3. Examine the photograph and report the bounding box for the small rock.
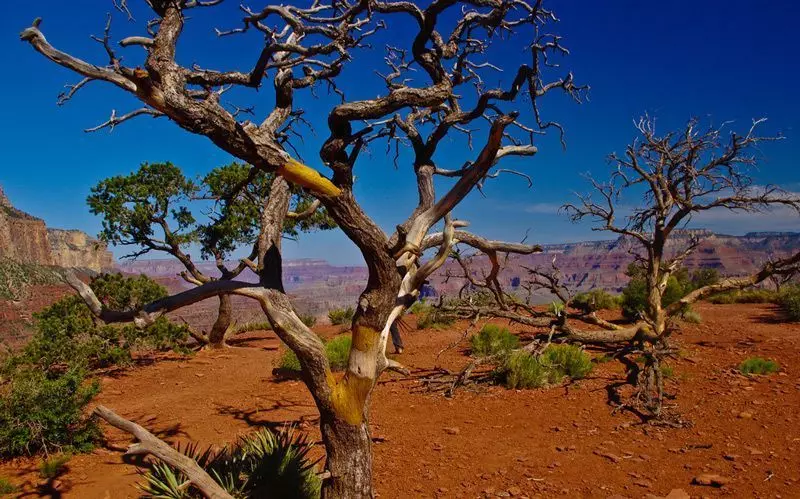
[692,473,731,487]
[507,486,522,496]
[723,454,739,461]
[737,411,753,419]
[437,487,449,494]
[633,479,652,488]
[594,449,623,463]
[443,426,460,435]
[665,490,690,499]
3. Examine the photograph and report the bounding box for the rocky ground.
[1,302,798,498]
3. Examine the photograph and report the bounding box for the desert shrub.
[407,300,428,315]
[299,314,317,328]
[503,350,550,389]
[470,324,519,357]
[278,348,302,372]
[621,264,718,320]
[738,357,779,375]
[327,307,354,326]
[324,335,351,370]
[416,308,455,330]
[660,365,675,379]
[40,454,71,478]
[0,258,62,300]
[0,365,100,457]
[707,288,778,304]
[778,285,800,321]
[682,309,702,324]
[141,427,321,499]
[570,289,620,313]
[541,344,593,379]
[232,321,273,334]
[16,274,189,372]
[278,335,351,373]
[500,344,592,389]
[0,477,16,495]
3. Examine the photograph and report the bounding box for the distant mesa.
[0,185,113,272]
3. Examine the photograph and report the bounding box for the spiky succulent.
[139,428,321,499]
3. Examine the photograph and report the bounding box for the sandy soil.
[1,302,799,498]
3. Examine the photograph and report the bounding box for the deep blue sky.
[2,1,799,265]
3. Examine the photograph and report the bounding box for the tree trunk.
[320,415,373,498]
[207,294,233,348]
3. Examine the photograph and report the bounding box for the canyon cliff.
[0,186,113,272]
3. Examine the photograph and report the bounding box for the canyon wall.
[0,186,113,272]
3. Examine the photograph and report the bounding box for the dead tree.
[563,116,800,416]
[21,1,584,497]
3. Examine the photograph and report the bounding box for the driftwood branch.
[94,405,232,499]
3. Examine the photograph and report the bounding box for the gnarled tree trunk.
[207,294,232,348]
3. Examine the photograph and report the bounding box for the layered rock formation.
[0,186,113,272]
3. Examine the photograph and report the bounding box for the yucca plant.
[140,428,321,499]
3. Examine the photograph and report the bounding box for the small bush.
[682,309,702,324]
[571,289,620,313]
[416,308,455,330]
[141,428,321,498]
[278,335,351,373]
[503,350,550,389]
[299,314,317,328]
[738,357,779,375]
[327,307,354,326]
[500,344,592,389]
[0,365,100,457]
[541,344,593,379]
[40,454,71,478]
[324,335,351,370]
[660,365,675,379]
[407,301,428,315]
[779,286,800,321]
[232,321,273,334]
[470,324,519,357]
[0,477,17,495]
[707,289,778,305]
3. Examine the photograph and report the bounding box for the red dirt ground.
[2,302,799,498]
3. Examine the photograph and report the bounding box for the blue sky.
[2,1,799,265]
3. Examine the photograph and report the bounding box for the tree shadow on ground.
[215,399,320,434]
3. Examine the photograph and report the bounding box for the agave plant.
[140,427,321,499]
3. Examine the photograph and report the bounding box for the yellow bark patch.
[277,158,342,197]
[351,324,378,352]
[328,371,373,425]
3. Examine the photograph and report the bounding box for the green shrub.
[299,314,317,328]
[470,324,519,357]
[503,350,550,389]
[416,308,455,330]
[500,344,592,389]
[541,344,593,379]
[232,321,273,334]
[779,286,800,321]
[622,264,720,320]
[324,335,351,370]
[278,335,351,373]
[19,274,189,372]
[408,301,428,315]
[682,309,702,324]
[327,307,354,326]
[707,288,778,304]
[40,453,71,478]
[0,365,100,457]
[738,357,779,375]
[141,427,321,498]
[0,477,16,495]
[571,289,620,313]
[278,348,302,372]
[0,258,62,300]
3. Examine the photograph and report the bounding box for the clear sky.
[2,1,799,265]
